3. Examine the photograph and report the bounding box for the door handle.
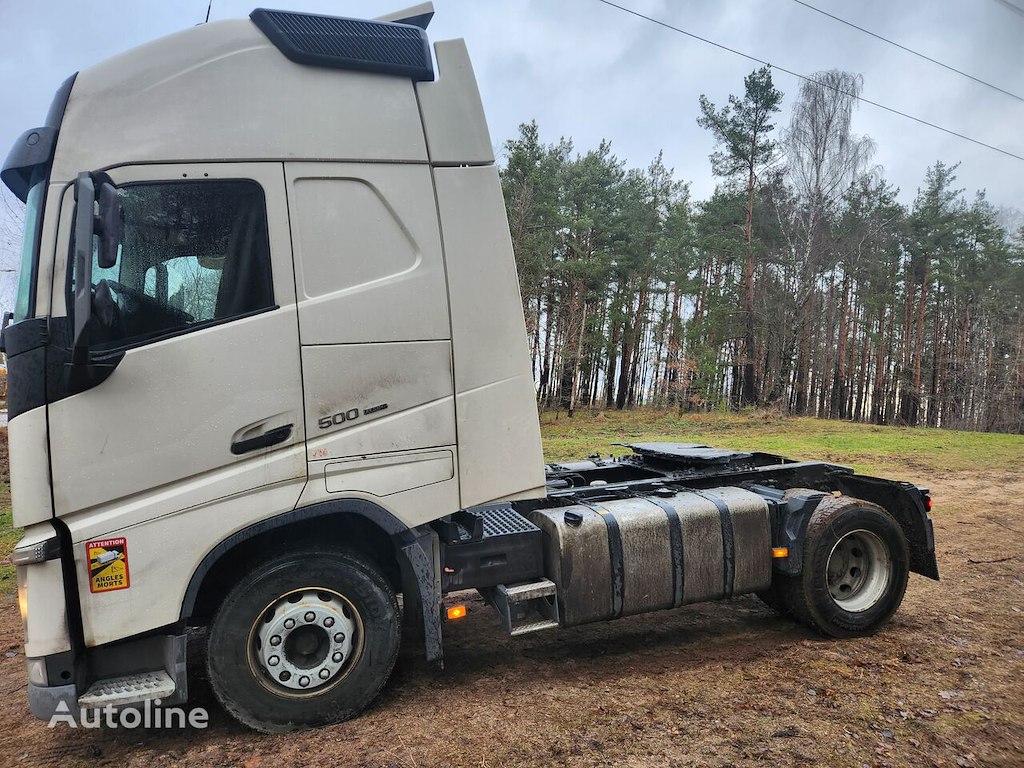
[231,424,293,455]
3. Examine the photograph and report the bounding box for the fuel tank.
[526,486,772,627]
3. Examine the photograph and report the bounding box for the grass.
[0,427,17,594]
[540,409,1024,477]
[0,482,18,595]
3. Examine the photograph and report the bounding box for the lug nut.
[299,676,310,687]
[279,671,291,681]
[319,668,330,680]
[334,632,345,643]
[284,618,295,629]
[268,655,280,667]
[304,611,316,623]
[270,635,282,646]
[332,652,343,663]
[324,617,335,628]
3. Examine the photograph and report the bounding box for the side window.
[75,180,275,351]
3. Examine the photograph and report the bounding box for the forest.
[500,67,1024,433]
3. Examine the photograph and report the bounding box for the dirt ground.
[0,467,1021,768]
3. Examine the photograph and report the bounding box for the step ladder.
[78,670,176,709]
[481,578,560,636]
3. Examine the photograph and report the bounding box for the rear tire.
[206,549,399,732]
[776,497,909,638]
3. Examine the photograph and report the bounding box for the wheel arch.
[180,499,442,663]
[831,475,939,580]
[776,493,912,637]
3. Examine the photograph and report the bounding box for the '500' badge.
[317,402,388,430]
[318,408,359,430]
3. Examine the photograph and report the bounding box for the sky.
[1,0,1023,301]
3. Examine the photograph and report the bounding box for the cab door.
[47,163,305,531]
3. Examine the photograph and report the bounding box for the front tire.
[777,497,910,638]
[207,549,400,732]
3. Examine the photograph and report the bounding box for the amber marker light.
[772,547,789,559]
[447,605,467,620]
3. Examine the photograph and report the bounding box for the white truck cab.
[4,5,937,732]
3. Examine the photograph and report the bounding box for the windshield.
[13,166,47,321]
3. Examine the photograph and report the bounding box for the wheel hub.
[252,588,357,693]
[826,529,892,613]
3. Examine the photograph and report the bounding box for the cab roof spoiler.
[250,5,435,82]
[375,2,435,30]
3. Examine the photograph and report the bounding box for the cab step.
[480,578,560,636]
[508,618,560,636]
[78,670,176,709]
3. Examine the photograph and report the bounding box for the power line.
[594,0,1024,163]
[791,0,1024,104]
[991,0,1024,20]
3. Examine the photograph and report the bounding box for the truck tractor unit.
[3,4,938,732]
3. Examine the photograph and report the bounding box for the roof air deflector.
[250,7,434,81]
[376,2,434,30]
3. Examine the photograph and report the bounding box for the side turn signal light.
[771,547,789,559]
[446,605,467,620]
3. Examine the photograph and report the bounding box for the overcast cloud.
[1,0,1022,293]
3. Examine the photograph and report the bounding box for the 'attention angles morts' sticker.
[86,537,131,593]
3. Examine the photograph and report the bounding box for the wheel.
[206,549,400,732]
[776,496,909,638]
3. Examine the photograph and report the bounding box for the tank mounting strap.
[689,490,736,598]
[643,496,685,608]
[581,503,625,619]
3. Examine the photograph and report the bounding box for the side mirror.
[71,172,96,363]
[0,310,13,355]
[66,173,126,394]
[95,181,122,269]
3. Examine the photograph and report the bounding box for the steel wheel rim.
[247,586,364,697]
[826,529,892,613]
